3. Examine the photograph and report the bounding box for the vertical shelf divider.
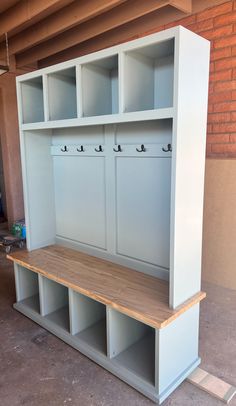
[76,65,82,118]
[43,74,49,122]
[119,52,125,114]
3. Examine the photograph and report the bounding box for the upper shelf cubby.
[21,76,44,124]
[123,39,174,112]
[48,67,77,121]
[81,55,118,117]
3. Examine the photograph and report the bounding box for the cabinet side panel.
[22,130,56,250]
[170,29,210,308]
[158,304,200,395]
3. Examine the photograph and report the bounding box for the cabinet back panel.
[154,55,174,109]
[115,120,172,144]
[82,65,118,116]
[48,69,77,120]
[53,156,106,250]
[52,126,104,145]
[124,53,154,112]
[21,78,44,123]
[116,157,171,268]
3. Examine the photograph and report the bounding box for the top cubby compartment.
[48,67,77,121]
[123,39,174,112]
[81,55,118,117]
[21,76,44,123]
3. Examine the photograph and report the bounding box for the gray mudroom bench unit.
[8,26,210,403]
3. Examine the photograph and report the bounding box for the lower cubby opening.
[15,265,40,314]
[39,276,70,332]
[108,309,155,385]
[70,290,107,355]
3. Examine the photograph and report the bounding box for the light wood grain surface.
[188,367,236,404]
[8,245,206,329]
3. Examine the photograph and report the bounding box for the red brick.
[197,2,232,22]
[234,0,236,10]
[233,90,236,99]
[214,80,236,92]
[214,12,236,26]
[164,15,196,29]
[208,90,231,104]
[232,45,236,56]
[187,18,214,33]
[201,24,233,40]
[208,104,214,113]
[231,111,236,120]
[211,47,231,61]
[207,123,213,133]
[208,82,214,94]
[214,101,236,112]
[213,122,236,132]
[214,34,236,49]
[209,69,232,82]
[215,56,236,71]
[233,68,236,78]
[209,61,215,73]
[211,143,236,154]
[208,112,231,123]
[229,133,236,141]
[207,134,230,143]
[206,143,212,156]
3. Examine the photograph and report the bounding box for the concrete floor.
[0,251,235,406]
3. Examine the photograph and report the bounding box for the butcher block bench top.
[8,245,206,329]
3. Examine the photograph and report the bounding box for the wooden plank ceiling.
[0,0,192,70]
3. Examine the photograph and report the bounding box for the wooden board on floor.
[188,367,236,404]
[7,245,205,329]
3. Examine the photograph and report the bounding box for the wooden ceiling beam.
[0,0,19,14]
[0,0,127,58]
[0,0,73,36]
[170,0,192,13]
[16,0,191,67]
[38,7,181,68]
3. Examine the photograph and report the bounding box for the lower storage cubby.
[39,276,70,332]
[108,309,155,385]
[14,265,40,313]
[69,290,107,355]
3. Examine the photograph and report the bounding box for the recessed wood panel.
[53,156,106,250]
[116,157,171,268]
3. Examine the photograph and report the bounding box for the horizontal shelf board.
[19,294,40,314]
[113,332,155,385]
[8,246,206,329]
[45,305,70,332]
[20,108,174,131]
[74,318,107,355]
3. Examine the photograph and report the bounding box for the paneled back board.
[13,26,210,403]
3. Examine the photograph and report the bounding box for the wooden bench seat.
[8,245,205,329]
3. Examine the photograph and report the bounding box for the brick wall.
[160,1,236,157]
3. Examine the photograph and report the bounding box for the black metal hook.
[61,145,68,152]
[77,145,84,152]
[162,143,172,152]
[113,145,122,152]
[136,144,146,152]
[95,145,103,152]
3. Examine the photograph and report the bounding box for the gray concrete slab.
[0,251,235,406]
